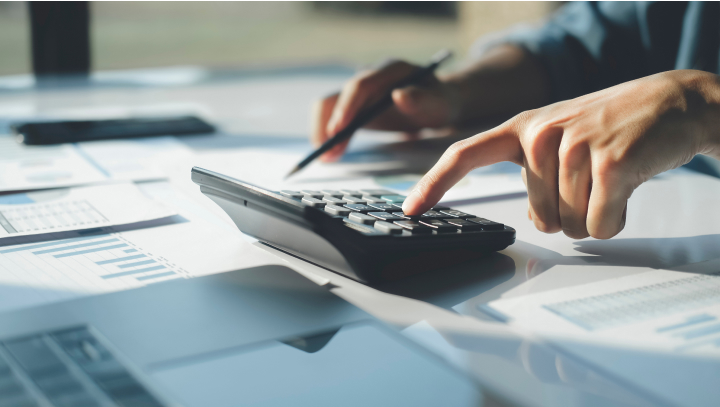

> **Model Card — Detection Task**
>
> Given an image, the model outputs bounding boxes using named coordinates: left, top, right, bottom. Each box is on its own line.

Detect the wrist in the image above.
left=677, top=70, right=720, bottom=159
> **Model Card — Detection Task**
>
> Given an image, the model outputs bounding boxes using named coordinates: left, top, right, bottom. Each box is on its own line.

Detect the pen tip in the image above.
left=284, top=166, right=300, bottom=180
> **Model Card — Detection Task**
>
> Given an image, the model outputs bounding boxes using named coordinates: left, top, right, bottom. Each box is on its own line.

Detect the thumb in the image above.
left=402, top=121, right=522, bottom=215
left=392, top=85, right=455, bottom=128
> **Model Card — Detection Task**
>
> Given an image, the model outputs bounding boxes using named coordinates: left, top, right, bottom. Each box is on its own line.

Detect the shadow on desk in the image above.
left=522, top=234, right=720, bottom=278
left=376, top=252, right=516, bottom=311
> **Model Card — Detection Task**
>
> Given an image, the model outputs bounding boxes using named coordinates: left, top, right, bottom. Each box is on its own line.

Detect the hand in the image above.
left=311, top=60, right=458, bottom=162
left=403, top=70, right=720, bottom=239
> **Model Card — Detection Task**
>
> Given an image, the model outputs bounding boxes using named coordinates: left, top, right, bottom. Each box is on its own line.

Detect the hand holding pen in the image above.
left=287, top=50, right=453, bottom=178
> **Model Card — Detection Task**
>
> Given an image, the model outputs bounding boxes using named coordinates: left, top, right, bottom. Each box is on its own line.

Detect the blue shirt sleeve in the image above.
left=487, top=1, right=692, bottom=102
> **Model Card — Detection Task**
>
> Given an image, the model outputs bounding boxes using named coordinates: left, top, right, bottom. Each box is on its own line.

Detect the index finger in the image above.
left=402, top=120, right=523, bottom=215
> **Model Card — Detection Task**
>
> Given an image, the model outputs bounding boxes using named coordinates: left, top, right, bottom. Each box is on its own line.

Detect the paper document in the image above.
left=482, top=269, right=720, bottom=358
left=0, top=183, right=176, bottom=240
left=0, top=216, right=280, bottom=313
left=185, top=148, right=526, bottom=204
left=0, top=136, right=193, bottom=192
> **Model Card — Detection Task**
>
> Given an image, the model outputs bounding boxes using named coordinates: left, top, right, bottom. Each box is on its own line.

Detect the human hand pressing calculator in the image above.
left=192, top=167, right=515, bottom=284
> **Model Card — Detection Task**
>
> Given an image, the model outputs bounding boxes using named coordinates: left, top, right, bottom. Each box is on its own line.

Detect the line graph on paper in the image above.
left=0, top=231, right=188, bottom=313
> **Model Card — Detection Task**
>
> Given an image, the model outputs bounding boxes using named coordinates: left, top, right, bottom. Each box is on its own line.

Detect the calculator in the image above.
left=191, top=167, right=515, bottom=285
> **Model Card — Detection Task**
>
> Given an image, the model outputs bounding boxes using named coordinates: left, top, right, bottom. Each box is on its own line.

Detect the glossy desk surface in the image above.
left=1, top=69, right=718, bottom=407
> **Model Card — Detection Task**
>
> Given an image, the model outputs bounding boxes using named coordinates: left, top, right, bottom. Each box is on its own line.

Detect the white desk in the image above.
left=1, top=68, right=718, bottom=407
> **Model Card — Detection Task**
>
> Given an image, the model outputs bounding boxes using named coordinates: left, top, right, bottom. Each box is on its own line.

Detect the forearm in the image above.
left=441, top=45, right=552, bottom=127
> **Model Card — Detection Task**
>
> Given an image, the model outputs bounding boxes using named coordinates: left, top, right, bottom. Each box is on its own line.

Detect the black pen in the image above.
left=285, top=49, right=452, bottom=179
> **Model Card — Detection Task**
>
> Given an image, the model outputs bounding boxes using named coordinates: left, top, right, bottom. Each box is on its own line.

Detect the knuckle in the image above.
left=523, top=121, right=558, bottom=160
left=594, top=157, right=623, bottom=182
left=558, top=137, right=589, bottom=169
left=443, top=140, right=472, bottom=168
left=445, top=139, right=465, bottom=156
left=511, top=109, right=536, bottom=130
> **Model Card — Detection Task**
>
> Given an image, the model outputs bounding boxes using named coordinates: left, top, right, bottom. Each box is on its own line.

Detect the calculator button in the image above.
left=302, top=197, right=326, bottom=207
left=432, top=205, right=450, bottom=211
left=381, top=195, right=406, bottom=203
left=419, top=219, right=457, bottom=233
left=362, top=196, right=387, bottom=203
left=439, top=209, right=473, bottom=219
left=467, top=217, right=505, bottom=230
left=349, top=212, right=376, bottom=225
left=367, top=212, right=404, bottom=221
left=444, top=218, right=483, bottom=231
left=301, top=190, right=324, bottom=198
left=390, top=203, right=404, bottom=210
left=367, top=203, right=396, bottom=212
left=322, top=196, right=347, bottom=205
left=391, top=212, right=409, bottom=219
left=339, top=189, right=362, bottom=196
left=393, top=220, right=433, bottom=233
left=280, top=190, right=303, bottom=198
left=343, top=196, right=367, bottom=204
left=344, top=204, right=375, bottom=213
left=359, top=189, right=395, bottom=196
left=374, top=221, right=404, bottom=234
left=325, top=204, right=351, bottom=216
left=421, top=210, right=452, bottom=219
left=321, top=190, right=343, bottom=197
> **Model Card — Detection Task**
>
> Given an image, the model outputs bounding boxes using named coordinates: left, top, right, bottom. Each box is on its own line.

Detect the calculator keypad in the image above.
left=322, top=196, right=347, bottom=205
left=394, top=220, right=433, bottom=233
left=367, top=203, right=396, bottom=212
left=368, top=212, right=405, bottom=221
left=285, top=189, right=505, bottom=235
left=302, top=197, right=326, bottom=207
left=325, top=204, right=351, bottom=216
left=374, top=221, right=404, bottom=234
left=349, top=212, right=376, bottom=225
left=345, top=204, right=375, bottom=213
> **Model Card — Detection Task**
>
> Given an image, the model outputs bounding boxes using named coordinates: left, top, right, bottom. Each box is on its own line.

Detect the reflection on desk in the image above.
left=0, top=68, right=719, bottom=407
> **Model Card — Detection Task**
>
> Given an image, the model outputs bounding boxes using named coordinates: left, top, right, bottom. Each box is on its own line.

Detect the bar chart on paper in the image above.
left=543, top=274, right=720, bottom=331
left=484, top=270, right=720, bottom=357
left=0, top=230, right=187, bottom=313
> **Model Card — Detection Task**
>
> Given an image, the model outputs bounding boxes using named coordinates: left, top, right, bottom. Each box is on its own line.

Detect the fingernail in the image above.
left=402, top=189, right=423, bottom=214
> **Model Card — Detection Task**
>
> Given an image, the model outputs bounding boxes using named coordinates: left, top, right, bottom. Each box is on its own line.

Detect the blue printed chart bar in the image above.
left=0, top=233, right=182, bottom=289
left=485, top=270, right=720, bottom=358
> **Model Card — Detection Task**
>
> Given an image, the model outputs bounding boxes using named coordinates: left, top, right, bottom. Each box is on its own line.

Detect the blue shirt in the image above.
left=505, top=1, right=719, bottom=102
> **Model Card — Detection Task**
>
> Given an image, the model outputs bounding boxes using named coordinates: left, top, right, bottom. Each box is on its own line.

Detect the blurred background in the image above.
left=0, top=1, right=560, bottom=77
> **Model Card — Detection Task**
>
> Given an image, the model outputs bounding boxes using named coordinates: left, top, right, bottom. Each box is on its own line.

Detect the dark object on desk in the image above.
left=12, top=116, right=215, bottom=145
left=30, top=2, right=90, bottom=81
left=285, top=49, right=452, bottom=179
left=192, top=167, right=515, bottom=285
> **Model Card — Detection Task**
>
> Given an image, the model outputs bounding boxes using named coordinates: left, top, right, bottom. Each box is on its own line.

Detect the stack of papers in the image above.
left=0, top=135, right=193, bottom=192
left=0, top=132, right=283, bottom=314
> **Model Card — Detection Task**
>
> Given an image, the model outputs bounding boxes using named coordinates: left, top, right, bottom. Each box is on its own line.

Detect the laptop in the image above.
left=0, top=265, right=483, bottom=407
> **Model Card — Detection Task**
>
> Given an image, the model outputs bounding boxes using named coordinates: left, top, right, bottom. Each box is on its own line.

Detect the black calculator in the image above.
left=192, top=167, right=515, bottom=285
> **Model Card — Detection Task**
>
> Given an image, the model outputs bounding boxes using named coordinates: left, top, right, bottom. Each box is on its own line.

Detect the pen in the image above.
left=285, top=49, right=453, bottom=179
